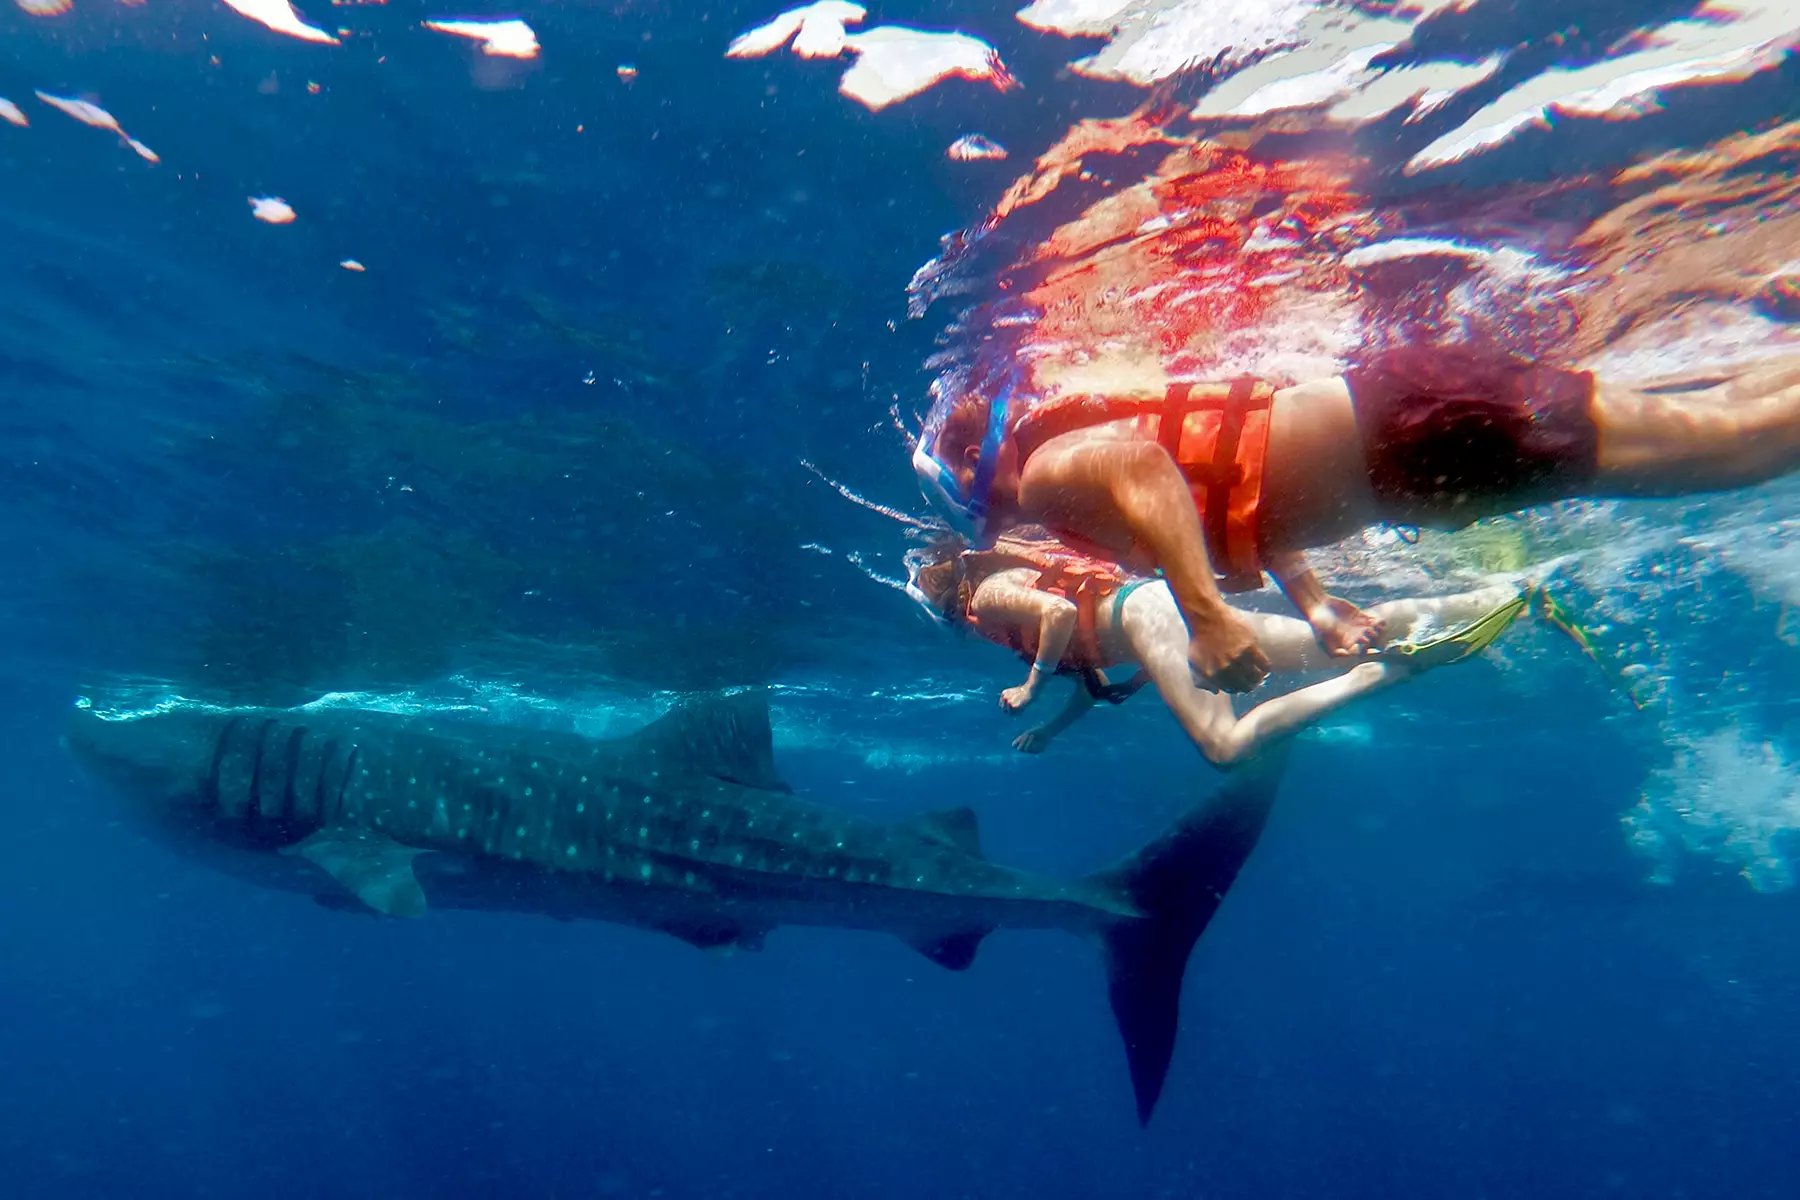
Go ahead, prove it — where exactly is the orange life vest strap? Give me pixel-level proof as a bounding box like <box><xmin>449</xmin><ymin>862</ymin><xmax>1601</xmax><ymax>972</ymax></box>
<box><xmin>1032</xmin><ymin>565</ymin><xmax>1106</xmax><ymax>669</ymax></box>
<box><xmin>1011</xmin><ymin>380</ymin><xmax>1274</xmax><ymax>591</ymax></box>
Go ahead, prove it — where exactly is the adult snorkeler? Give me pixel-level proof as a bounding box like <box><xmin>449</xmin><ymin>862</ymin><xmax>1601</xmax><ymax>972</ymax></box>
<box><xmin>914</xmin><ymin>350</ymin><xmax>1800</xmax><ymax>694</ymax></box>
<box><xmin>905</xmin><ymin>532</ymin><xmax>1528</xmax><ymax>769</ymax></box>
<box><xmin>909</xmin><ymin>113</ymin><xmax>1800</xmax><ymax>694</ymax></box>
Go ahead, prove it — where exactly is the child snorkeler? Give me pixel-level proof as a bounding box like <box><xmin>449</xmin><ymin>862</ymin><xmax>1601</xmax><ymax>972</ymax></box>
<box><xmin>905</xmin><ymin>532</ymin><xmax>1528</xmax><ymax>767</ymax></box>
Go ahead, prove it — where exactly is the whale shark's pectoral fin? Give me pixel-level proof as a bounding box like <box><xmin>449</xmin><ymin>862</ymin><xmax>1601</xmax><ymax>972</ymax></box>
<box><xmin>899</xmin><ymin>926</ymin><xmax>993</xmax><ymax>971</ymax></box>
<box><xmin>659</xmin><ymin>918</ymin><xmax>770</xmax><ymax>954</ymax></box>
<box><xmin>283</xmin><ymin>825</ymin><xmax>430</xmax><ymax>918</ymax></box>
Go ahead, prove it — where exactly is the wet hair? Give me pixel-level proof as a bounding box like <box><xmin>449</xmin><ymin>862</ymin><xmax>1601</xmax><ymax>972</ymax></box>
<box><xmin>936</xmin><ymin>397</ymin><xmax>988</xmax><ymax>459</ymax></box>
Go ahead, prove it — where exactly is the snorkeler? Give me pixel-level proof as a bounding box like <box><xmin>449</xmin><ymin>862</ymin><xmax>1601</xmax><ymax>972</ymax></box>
<box><xmin>906</xmin><ymin>533</ymin><xmax>1527</xmax><ymax>768</ymax></box>
<box><xmin>912</xmin><ymin>352</ymin><xmax>1800</xmax><ymax>696</ymax></box>
<box><xmin>906</xmin><ymin>107</ymin><xmax>1800</xmax><ymax>697</ymax></box>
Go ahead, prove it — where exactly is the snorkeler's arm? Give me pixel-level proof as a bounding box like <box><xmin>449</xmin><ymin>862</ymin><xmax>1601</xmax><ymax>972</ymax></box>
<box><xmin>1014</xmin><ymin>685</ymin><xmax>1096</xmax><ymax>754</ymax></box>
<box><xmin>971</xmin><ymin>577</ymin><xmax>1076</xmax><ymax>711</ymax></box>
<box><xmin>1016</xmin><ymin>433</ymin><xmax>1270</xmax><ymax>691</ymax></box>
<box><xmin>1265</xmin><ymin>550</ymin><xmax>1384</xmax><ymax>659</ymax></box>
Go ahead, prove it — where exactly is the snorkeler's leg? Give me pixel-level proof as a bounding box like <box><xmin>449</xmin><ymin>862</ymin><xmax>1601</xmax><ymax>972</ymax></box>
<box><xmin>1120</xmin><ymin>588</ymin><xmax>1248</xmax><ymax>765</ymax></box>
<box><xmin>1213</xmin><ymin>662</ymin><xmax>1402</xmax><ymax>765</ymax></box>
<box><xmin>1592</xmin><ymin>359</ymin><xmax>1800</xmax><ymax>495</ymax></box>
<box><xmin>1237</xmin><ymin>585</ymin><xmax>1523</xmax><ymax>674</ymax></box>
<box><xmin>1137</xmin><ymin>609</ymin><xmax>1397</xmax><ymax>766</ymax></box>
<box><xmin>1363</xmin><ymin>586</ymin><xmax>1527</xmax><ymax>648</ymax></box>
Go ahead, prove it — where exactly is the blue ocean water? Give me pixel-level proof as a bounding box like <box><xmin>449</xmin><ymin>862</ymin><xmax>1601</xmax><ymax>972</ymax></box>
<box><xmin>5</xmin><ymin>2</ymin><xmax>1800</xmax><ymax>1197</ymax></box>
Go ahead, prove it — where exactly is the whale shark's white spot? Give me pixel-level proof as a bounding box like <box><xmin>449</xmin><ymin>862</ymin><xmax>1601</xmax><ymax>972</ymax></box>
<box><xmin>580</xmin><ymin>775</ymin><xmax>588</xmax><ymax>784</ymax></box>
<box><xmin>639</xmin><ymin>826</ymin><xmax>649</xmax><ymax>840</ymax></box>
<box><xmin>524</xmin><ymin>787</ymin><xmax>533</xmax><ymax>797</ymax></box>
<box><xmin>567</xmin><ymin>845</ymin><xmax>578</xmax><ymax>858</ymax></box>
<box><xmin>530</xmin><ymin>761</ymin><xmax>539</xmax><ymax>769</ymax></box>
<box><xmin>690</xmin><ymin>840</ymin><xmax>701</xmax><ymax>852</ymax></box>
<box><xmin>640</xmin><ymin>864</ymin><xmax>653</xmax><ymax>880</ymax></box>
<box><xmin>515</xmin><ymin>825</ymin><xmax>527</xmax><ymax>838</ymax></box>
<box><xmin>576</xmin><ymin>803</ymin><xmax>586</xmax><ymax>813</ymax></box>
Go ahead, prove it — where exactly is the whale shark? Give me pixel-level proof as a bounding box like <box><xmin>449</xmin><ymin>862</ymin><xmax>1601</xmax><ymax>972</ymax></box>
<box><xmin>65</xmin><ymin>691</ymin><xmax>1284</xmax><ymax>1124</ymax></box>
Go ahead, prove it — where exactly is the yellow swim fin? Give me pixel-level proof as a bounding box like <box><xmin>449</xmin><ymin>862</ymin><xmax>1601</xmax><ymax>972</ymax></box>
<box><xmin>1382</xmin><ymin>589</ymin><xmax>1529</xmax><ymax>669</ymax></box>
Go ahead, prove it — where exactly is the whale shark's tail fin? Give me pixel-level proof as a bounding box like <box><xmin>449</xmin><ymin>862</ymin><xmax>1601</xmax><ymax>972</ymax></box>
<box><xmin>1085</xmin><ymin>750</ymin><xmax>1288</xmax><ymax>1126</ymax></box>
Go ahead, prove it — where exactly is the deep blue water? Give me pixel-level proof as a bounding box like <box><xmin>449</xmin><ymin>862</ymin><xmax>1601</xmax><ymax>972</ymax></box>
<box><xmin>5</xmin><ymin>2</ymin><xmax>1800</xmax><ymax>1198</ymax></box>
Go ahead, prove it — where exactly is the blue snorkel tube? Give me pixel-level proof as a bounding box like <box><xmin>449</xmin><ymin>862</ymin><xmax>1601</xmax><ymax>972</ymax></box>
<box><xmin>911</xmin><ymin>368</ymin><xmax>1017</xmax><ymax>549</ymax></box>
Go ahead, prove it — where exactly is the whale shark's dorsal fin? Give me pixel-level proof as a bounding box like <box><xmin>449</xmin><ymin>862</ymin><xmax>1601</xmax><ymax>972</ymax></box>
<box><xmin>625</xmin><ymin>691</ymin><xmax>791</xmax><ymax>792</ymax></box>
<box><xmin>284</xmin><ymin>825</ymin><xmax>430</xmax><ymax>918</ymax></box>
<box><xmin>904</xmin><ymin>806</ymin><xmax>983</xmax><ymax>857</ymax></box>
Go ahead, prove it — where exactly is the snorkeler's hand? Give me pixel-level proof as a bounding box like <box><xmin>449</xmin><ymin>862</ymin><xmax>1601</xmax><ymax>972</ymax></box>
<box><xmin>1309</xmin><ymin>595</ymin><xmax>1385</xmax><ymax>658</ymax></box>
<box><xmin>1013</xmin><ymin>729</ymin><xmax>1052</xmax><ymax>754</ymax></box>
<box><xmin>1188</xmin><ymin>607</ymin><xmax>1270</xmax><ymax>693</ymax></box>
<box><xmin>1000</xmin><ymin>682</ymin><xmax>1038</xmax><ymax>712</ymax></box>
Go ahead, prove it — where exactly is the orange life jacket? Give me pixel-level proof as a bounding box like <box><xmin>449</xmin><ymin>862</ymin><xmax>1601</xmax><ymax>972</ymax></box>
<box><xmin>1009</xmin><ymin>378</ymin><xmax>1274</xmax><ymax>593</ymax></box>
<box><xmin>960</xmin><ymin>535</ymin><xmax>1128</xmax><ymax>671</ymax></box>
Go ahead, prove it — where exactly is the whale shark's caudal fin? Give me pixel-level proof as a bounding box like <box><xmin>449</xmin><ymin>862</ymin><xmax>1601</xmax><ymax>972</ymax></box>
<box><xmin>1085</xmin><ymin>750</ymin><xmax>1289</xmax><ymax>1126</ymax></box>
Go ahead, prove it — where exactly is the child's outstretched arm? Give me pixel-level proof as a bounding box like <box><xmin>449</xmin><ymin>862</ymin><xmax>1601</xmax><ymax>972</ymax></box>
<box><xmin>1013</xmin><ymin>685</ymin><xmax>1096</xmax><ymax>754</ymax></box>
<box><xmin>969</xmin><ymin>574</ymin><xmax>1078</xmax><ymax>713</ymax></box>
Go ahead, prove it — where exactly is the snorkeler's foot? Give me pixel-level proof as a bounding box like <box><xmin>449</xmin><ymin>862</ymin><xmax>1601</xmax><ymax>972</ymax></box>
<box><xmin>1381</xmin><ymin>587</ymin><xmax>1528</xmax><ymax>671</ymax></box>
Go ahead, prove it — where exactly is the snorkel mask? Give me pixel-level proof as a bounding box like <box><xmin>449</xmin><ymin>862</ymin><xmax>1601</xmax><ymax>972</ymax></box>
<box><xmin>912</xmin><ymin>370</ymin><xmax>1017</xmax><ymax>550</ymax></box>
<box><xmin>902</xmin><ymin>548</ymin><xmax>960</xmax><ymax>628</ymax></box>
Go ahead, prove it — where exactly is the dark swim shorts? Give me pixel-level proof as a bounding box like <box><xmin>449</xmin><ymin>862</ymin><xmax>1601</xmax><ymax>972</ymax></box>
<box><xmin>1344</xmin><ymin>346</ymin><xmax>1599</xmax><ymax>528</ymax></box>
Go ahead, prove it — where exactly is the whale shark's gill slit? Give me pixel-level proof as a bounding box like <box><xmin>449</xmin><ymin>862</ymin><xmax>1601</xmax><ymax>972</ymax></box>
<box><xmin>281</xmin><ymin>726</ymin><xmax>306</xmax><ymax>827</ymax></box>
<box><xmin>245</xmin><ymin>719</ymin><xmax>278</xmax><ymax>829</ymax></box>
<box><xmin>314</xmin><ymin>737</ymin><xmax>341</xmax><ymax>825</ymax></box>
<box><xmin>334</xmin><ymin>746</ymin><xmax>361</xmax><ymax>824</ymax></box>
<box><xmin>205</xmin><ymin>715</ymin><xmax>243</xmax><ymax>818</ymax></box>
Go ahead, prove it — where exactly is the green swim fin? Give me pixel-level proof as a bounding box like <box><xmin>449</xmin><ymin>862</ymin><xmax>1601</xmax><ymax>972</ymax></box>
<box><xmin>1535</xmin><ymin>586</ymin><xmax>1599</xmax><ymax>660</ymax></box>
<box><xmin>1382</xmin><ymin>589</ymin><xmax>1528</xmax><ymax>669</ymax></box>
